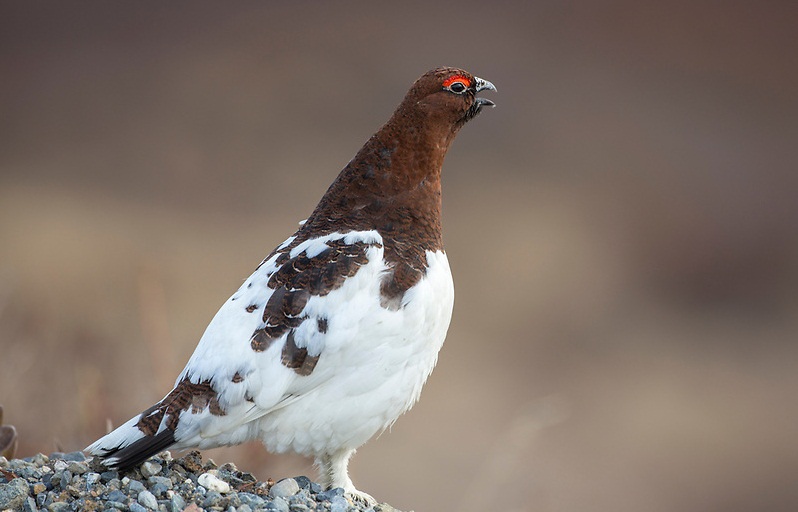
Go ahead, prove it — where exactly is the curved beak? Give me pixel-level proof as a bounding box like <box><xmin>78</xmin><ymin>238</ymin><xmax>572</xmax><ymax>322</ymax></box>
<box><xmin>474</xmin><ymin>76</ymin><xmax>497</xmax><ymax>107</ymax></box>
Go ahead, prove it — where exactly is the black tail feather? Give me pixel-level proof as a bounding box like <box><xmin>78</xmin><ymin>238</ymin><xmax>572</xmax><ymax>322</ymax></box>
<box><xmin>102</xmin><ymin>430</ymin><xmax>176</xmax><ymax>472</ymax></box>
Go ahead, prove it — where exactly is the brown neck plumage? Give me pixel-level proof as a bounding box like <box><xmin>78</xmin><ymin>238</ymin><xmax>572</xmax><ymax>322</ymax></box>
<box><xmin>301</xmin><ymin>99</ymin><xmax>461</xmax><ymax>254</ymax></box>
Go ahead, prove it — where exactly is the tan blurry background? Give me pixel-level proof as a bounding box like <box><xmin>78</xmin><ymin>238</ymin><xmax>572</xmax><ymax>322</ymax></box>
<box><xmin>1</xmin><ymin>1</ymin><xmax>798</xmax><ymax>511</ymax></box>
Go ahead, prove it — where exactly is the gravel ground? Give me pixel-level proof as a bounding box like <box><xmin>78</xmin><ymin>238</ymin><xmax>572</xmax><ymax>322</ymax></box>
<box><xmin>0</xmin><ymin>451</ymin><xmax>405</xmax><ymax>512</ymax></box>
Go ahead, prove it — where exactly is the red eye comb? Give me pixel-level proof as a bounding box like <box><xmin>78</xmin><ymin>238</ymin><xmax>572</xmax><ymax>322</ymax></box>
<box><xmin>443</xmin><ymin>75</ymin><xmax>471</xmax><ymax>89</ymax></box>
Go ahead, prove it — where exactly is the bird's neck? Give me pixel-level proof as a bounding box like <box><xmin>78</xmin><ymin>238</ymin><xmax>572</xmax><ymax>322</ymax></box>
<box><xmin>302</xmin><ymin>112</ymin><xmax>455</xmax><ymax>254</ymax></box>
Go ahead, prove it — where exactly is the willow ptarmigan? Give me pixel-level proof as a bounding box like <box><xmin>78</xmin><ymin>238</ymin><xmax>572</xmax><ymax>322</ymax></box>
<box><xmin>86</xmin><ymin>66</ymin><xmax>496</xmax><ymax>503</ymax></box>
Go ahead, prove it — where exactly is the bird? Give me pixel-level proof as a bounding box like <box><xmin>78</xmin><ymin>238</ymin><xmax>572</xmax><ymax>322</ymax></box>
<box><xmin>86</xmin><ymin>66</ymin><xmax>496</xmax><ymax>504</ymax></box>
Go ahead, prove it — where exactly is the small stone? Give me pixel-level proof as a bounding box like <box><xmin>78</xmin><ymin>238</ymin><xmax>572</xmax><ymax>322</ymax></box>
<box><xmin>293</xmin><ymin>476</ymin><xmax>311</xmax><ymax>490</ymax></box>
<box><xmin>22</xmin><ymin>495</ymin><xmax>38</xmax><ymax>512</ymax></box>
<box><xmin>373</xmin><ymin>504</ymin><xmax>400</xmax><ymax>512</ymax></box>
<box><xmin>169</xmin><ymin>492</ymin><xmax>186</xmax><ymax>512</ymax></box>
<box><xmin>137</xmin><ymin>489</ymin><xmax>158</xmax><ymax>510</ymax></box>
<box><xmin>32</xmin><ymin>482</ymin><xmax>47</xmax><ymax>494</ymax></box>
<box><xmin>330</xmin><ymin>496</ymin><xmax>349</xmax><ymax>512</ymax></box>
<box><xmin>67</xmin><ymin>461</ymin><xmax>87</xmax><ymax>475</ymax></box>
<box><xmin>63</xmin><ymin>452</ymin><xmax>86</xmax><ymax>462</ymax></box>
<box><xmin>106</xmin><ymin>489</ymin><xmax>128</xmax><ymax>503</ymax></box>
<box><xmin>198</xmin><ymin>472</ymin><xmax>231</xmax><ymax>493</ymax></box>
<box><xmin>0</xmin><ymin>478</ymin><xmax>30</xmax><ymax>509</ymax></box>
<box><xmin>316</xmin><ymin>487</ymin><xmax>344</xmax><ymax>501</ymax></box>
<box><xmin>148</xmin><ymin>475</ymin><xmax>173</xmax><ymax>490</ymax></box>
<box><xmin>127</xmin><ymin>479</ymin><xmax>147</xmax><ymax>494</ymax></box>
<box><xmin>202</xmin><ymin>489</ymin><xmax>223</xmax><ymax>507</ymax></box>
<box><xmin>237</xmin><ymin>492</ymin><xmax>264</xmax><ymax>508</ymax></box>
<box><xmin>149</xmin><ymin>482</ymin><xmax>169</xmax><ymax>497</ymax></box>
<box><xmin>129</xmin><ymin>503</ymin><xmax>149</xmax><ymax>512</ymax></box>
<box><xmin>47</xmin><ymin>502</ymin><xmax>70</xmax><ymax>512</ymax></box>
<box><xmin>100</xmin><ymin>470</ymin><xmax>119</xmax><ymax>483</ymax></box>
<box><xmin>52</xmin><ymin>460</ymin><xmax>68</xmax><ymax>472</ymax></box>
<box><xmin>33</xmin><ymin>453</ymin><xmax>49</xmax><ymax>466</ymax></box>
<box><xmin>269</xmin><ymin>478</ymin><xmax>299</xmax><ymax>499</ymax></box>
<box><xmin>266</xmin><ymin>496</ymin><xmax>290</xmax><ymax>512</ymax></box>
<box><xmin>140</xmin><ymin>461</ymin><xmax>162</xmax><ymax>478</ymax></box>
<box><xmin>238</xmin><ymin>505</ymin><xmax>253</xmax><ymax>512</ymax></box>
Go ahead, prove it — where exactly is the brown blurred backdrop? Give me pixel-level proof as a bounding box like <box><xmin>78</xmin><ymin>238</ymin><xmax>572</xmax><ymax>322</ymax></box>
<box><xmin>1</xmin><ymin>2</ymin><xmax>797</xmax><ymax>511</ymax></box>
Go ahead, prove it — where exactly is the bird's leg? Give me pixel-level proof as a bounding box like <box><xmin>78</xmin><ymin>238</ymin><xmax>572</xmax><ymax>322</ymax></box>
<box><xmin>316</xmin><ymin>449</ymin><xmax>376</xmax><ymax>505</ymax></box>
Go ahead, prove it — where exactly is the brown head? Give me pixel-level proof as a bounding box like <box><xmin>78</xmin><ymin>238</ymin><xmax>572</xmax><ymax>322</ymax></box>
<box><xmin>393</xmin><ymin>66</ymin><xmax>497</xmax><ymax>132</ymax></box>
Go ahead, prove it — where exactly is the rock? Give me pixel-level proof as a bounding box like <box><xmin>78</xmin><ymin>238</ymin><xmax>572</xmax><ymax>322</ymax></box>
<box><xmin>269</xmin><ymin>478</ymin><xmax>300</xmax><ymax>498</ymax></box>
<box><xmin>140</xmin><ymin>461</ymin><xmax>162</xmax><ymax>478</ymax></box>
<box><xmin>62</xmin><ymin>452</ymin><xmax>86</xmax><ymax>462</ymax></box>
<box><xmin>129</xmin><ymin>502</ymin><xmax>149</xmax><ymax>512</ymax></box>
<box><xmin>22</xmin><ymin>495</ymin><xmax>38</xmax><ymax>512</ymax></box>
<box><xmin>198</xmin><ymin>472</ymin><xmax>231</xmax><ymax>493</ymax></box>
<box><xmin>100</xmin><ymin>470</ymin><xmax>119</xmax><ymax>483</ymax></box>
<box><xmin>169</xmin><ymin>492</ymin><xmax>186</xmax><ymax>512</ymax></box>
<box><xmin>137</xmin><ymin>489</ymin><xmax>158</xmax><ymax>510</ymax></box>
<box><xmin>330</xmin><ymin>495</ymin><xmax>349</xmax><ymax>512</ymax></box>
<box><xmin>127</xmin><ymin>479</ymin><xmax>146</xmax><ymax>495</ymax></box>
<box><xmin>106</xmin><ymin>489</ymin><xmax>128</xmax><ymax>503</ymax></box>
<box><xmin>148</xmin><ymin>475</ymin><xmax>173</xmax><ymax>490</ymax></box>
<box><xmin>267</xmin><ymin>496</ymin><xmax>290</xmax><ymax>512</ymax></box>
<box><xmin>0</xmin><ymin>477</ymin><xmax>30</xmax><ymax>509</ymax></box>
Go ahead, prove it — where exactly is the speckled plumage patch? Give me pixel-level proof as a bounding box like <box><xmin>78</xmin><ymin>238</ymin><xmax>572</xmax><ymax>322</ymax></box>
<box><xmin>137</xmin><ymin>379</ymin><xmax>225</xmax><ymax>436</ymax></box>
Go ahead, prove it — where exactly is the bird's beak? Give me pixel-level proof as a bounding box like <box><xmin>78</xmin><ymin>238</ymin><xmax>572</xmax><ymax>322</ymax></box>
<box><xmin>474</xmin><ymin>76</ymin><xmax>496</xmax><ymax>107</ymax></box>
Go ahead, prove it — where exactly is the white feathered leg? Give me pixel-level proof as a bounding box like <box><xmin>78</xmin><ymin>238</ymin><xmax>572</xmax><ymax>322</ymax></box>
<box><xmin>316</xmin><ymin>449</ymin><xmax>376</xmax><ymax>505</ymax></box>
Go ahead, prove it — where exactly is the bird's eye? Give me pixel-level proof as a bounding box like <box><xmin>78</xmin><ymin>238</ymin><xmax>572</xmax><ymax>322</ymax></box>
<box><xmin>443</xmin><ymin>75</ymin><xmax>471</xmax><ymax>94</ymax></box>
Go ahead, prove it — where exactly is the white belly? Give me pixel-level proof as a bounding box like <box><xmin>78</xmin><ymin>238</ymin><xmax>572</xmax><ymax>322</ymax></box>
<box><xmin>256</xmin><ymin>250</ymin><xmax>454</xmax><ymax>456</ymax></box>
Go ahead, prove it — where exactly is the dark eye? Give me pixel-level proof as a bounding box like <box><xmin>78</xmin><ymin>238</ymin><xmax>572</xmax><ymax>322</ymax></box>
<box><xmin>443</xmin><ymin>75</ymin><xmax>471</xmax><ymax>94</ymax></box>
<box><xmin>448</xmin><ymin>81</ymin><xmax>467</xmax><ymax>93</ymax></box>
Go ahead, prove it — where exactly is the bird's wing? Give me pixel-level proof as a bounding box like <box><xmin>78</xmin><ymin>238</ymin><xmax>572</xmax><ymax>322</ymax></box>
<box><xmin>87</xmin><ymin>229</ymin><xmax>387</xmax><ymax>467</ymax></box>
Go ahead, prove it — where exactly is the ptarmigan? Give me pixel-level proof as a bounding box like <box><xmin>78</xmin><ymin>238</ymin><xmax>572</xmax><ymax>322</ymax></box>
<box><xmin>86</xmin><ymin>66</ymin><xmax>496</xmax><ymax>503</ymax></box>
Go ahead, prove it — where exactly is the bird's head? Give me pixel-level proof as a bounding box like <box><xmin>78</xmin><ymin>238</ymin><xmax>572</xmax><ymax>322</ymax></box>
<box><xmin>402</xmin><ymin>67</ymin><xmax>497</xmax><ymax>129</ymax></box>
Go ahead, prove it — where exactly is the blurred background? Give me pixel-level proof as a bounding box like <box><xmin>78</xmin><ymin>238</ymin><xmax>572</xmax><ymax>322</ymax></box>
<box><xmin>1</xmin><ymin>1</ymin><xmax>797</xmax><ymax>511</ymax></box>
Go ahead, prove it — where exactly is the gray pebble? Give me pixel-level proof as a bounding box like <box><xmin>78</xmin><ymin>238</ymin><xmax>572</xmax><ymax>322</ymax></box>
<box><xmin>237</xmin><ymin>492</ymin><xmax>265</xmax><ymax>508</ymax></box>
<box><xmin>150</xmin><ymin>482</ymin><xmax>169</xmax><ymax>497</ymax></box>
<box><xmin>317</xmin><ymin>487</ymin><xmax>345</xmax><ymax>501</ymax></box>
<box><xmin>138</xmin><ymin>489</ymin><xmax>159</xmax><ymax>510</ymax></box>
<box><xmin>100</xmin><ymin>470</ymin><xmax>119</xmax><ymax>482</ymax></box>
<box><xmin>140</xmin><ymin>461</ymin><xmax>162</xmax><ymax>478</ymax></box>
<box><xmin>267</xmin><ymin>496</ymin><xmax>290</xmax><ymax>512</ymax></box>
<box><xmin>47</xmin><ymin>502</ymin><xmax>70</xmax><ymax>512</ymax></box>
<box><xmin>22</xmin><ymin>495</ymin><xmax>38</xmax><ymax>512</ymax></box>
<box><xmin>269</xmin><ymin>478</ymin><xmax>300</xmax><ymax>498</ymax></box>
<box><xmin>62</xmin><ymin>452</ymin><xmax>86</xmax><ymax>462</ymax></box>
<box><xmin>148</xmin><ymin>475</ymin><xmax>173</xmax><ymax>489</ymax></box>
<box><xmin>169</xmin><ymin>492</ymin><xmax>186</xmax><ymax>511</ymax></box>
<box><xmin>67</xmin><ymin>461</ymin><xmax>88</xmax><ymax>475</ymax></box>
<box><xmin>237</xmin><ymin>505</ymin><xmax>253</xmax><ymax>512</ymax></box>
<box><xmin>128</xmin><ymin>479</ymin><xmax>147</xmax><ymax>494</ymax></box>
<box><xmin>0</xmin><ymin>478</ymin><xmax>30</xmax><ymax>509</ymax></box>
<box><xmin>203</xmin><ymin>489</ymin><xmax>223</xmax><ymax>507</ymax></box>
<box><xmin>106</xmin><ymin>489</ymin><xmax>128</xmax><ymax>503</ymax></box>
<box><xmin>85</xmin><ymin>472</ymin><xmax>102</xmax><ymax>488</ymax></box>
<box><xmin>330</xmin><ymin>496</ymin><xmax>349</xmax><ymax>512</ymax></box>
<box><xmin>129</xmin><ymin>503</ymin><xmax>149</xmax><ymax>512</ymax></box>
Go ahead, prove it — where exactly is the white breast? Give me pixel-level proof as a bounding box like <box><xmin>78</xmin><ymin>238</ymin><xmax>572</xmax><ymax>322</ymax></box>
<box><xmin>256</xmin><ymin>249</ymin><xmax>454</xmax><ymax>456</ymax></box>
